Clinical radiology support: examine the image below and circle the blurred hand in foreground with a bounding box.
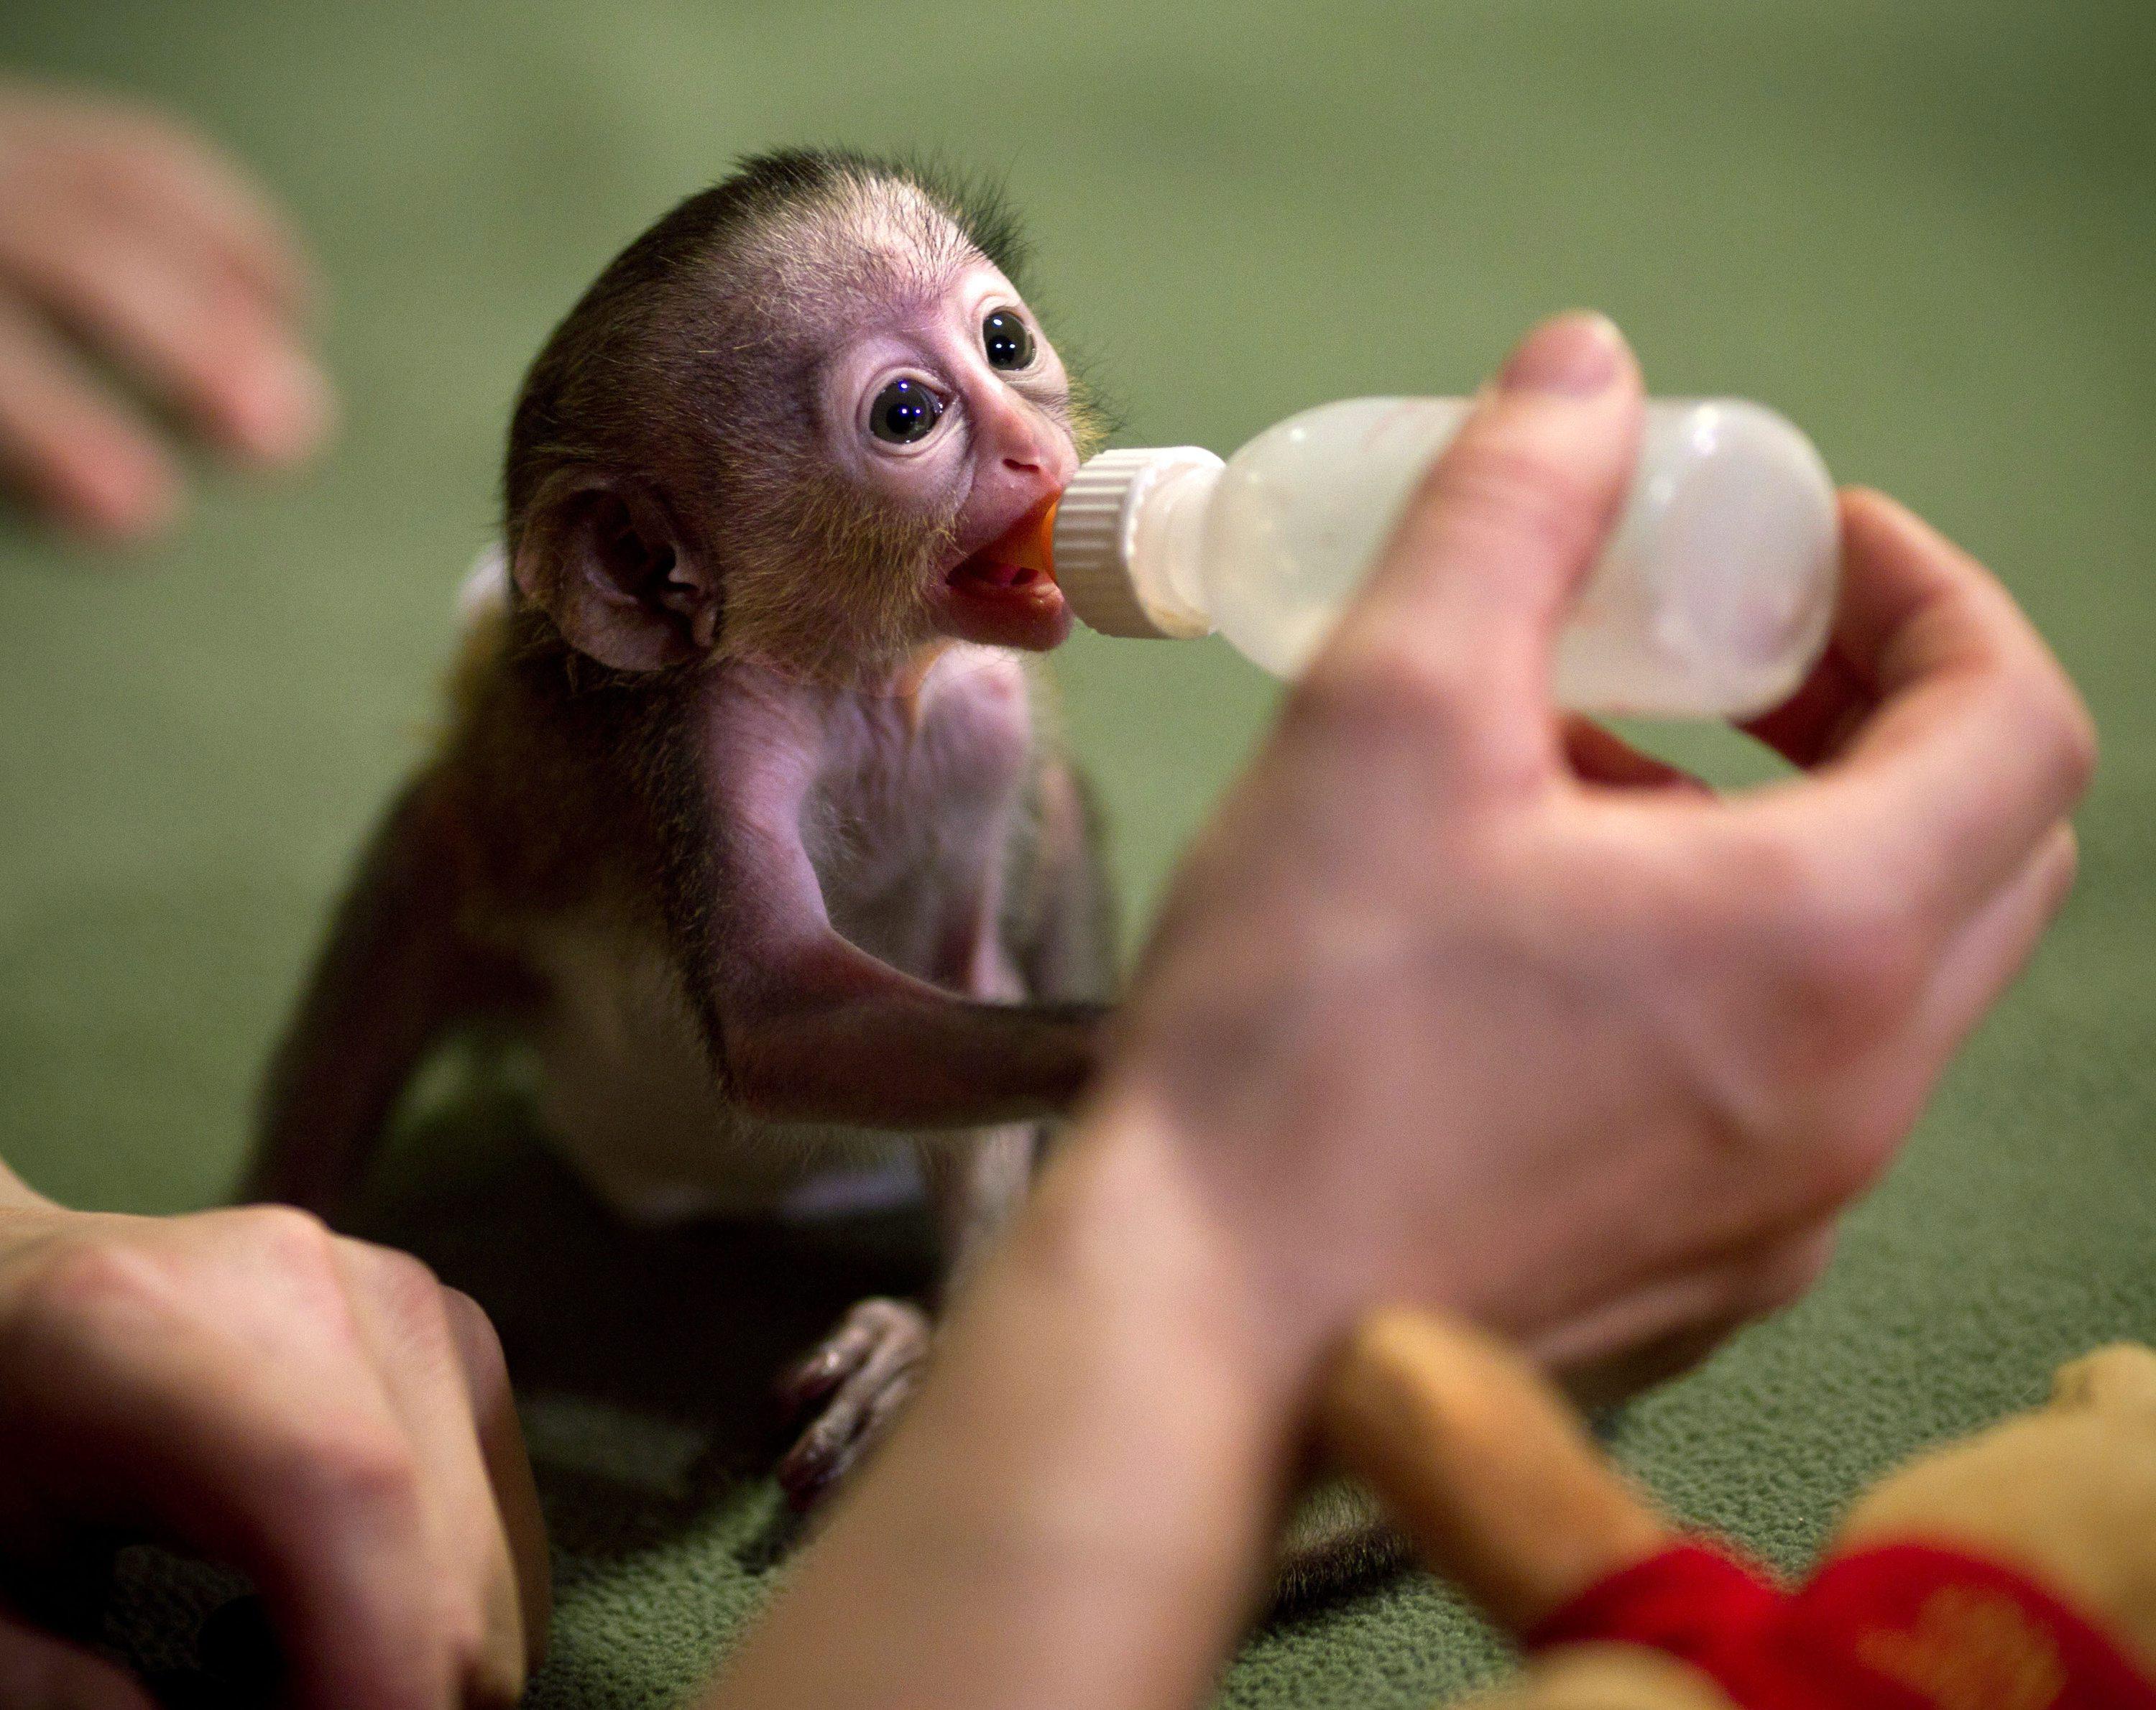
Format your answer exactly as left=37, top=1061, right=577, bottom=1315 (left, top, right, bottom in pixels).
left=1100, top=309, right=2096, bottom=1403
left=0, top=1178, right=546, bottom=1709
left=0, top=81, right=333, bottom=542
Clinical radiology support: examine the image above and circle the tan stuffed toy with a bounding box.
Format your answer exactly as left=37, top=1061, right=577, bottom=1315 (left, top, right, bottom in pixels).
left=1323, top=1311, right=2156, bottom=1710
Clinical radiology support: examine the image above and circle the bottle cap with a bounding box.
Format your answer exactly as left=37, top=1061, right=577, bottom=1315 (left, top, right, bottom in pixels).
left=1052, top=447, right=1222, bottom=639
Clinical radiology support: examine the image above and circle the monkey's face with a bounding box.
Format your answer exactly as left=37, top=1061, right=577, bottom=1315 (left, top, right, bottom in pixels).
left=505, top=167, right=1103, bottom=683
left=808, top=259, right=1081, bottom=655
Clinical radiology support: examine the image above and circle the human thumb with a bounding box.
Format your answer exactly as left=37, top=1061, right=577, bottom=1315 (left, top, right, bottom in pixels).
left=1314, top=313, right=1643, bottom=757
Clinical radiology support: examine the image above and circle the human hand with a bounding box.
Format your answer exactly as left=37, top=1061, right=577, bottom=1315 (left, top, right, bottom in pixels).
left=1093, top=311, right=2094, bottom=1406
left=0, top=1185, right=545, bottom=1708
left=0, top=82, right=333, bottom=541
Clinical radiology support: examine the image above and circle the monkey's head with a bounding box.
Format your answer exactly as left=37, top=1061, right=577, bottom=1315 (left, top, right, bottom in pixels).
left=504, top=149, right=1107, bottom=683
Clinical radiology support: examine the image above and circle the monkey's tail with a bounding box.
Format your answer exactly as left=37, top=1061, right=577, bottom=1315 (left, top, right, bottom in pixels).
left=1267, top=1476, right=1412, bottom=1614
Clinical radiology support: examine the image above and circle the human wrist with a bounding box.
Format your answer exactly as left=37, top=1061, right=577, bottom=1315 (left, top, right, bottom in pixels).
left=709, top=1087, right=1333, bottom=1710
left=1036, top=1080, right=1371, bottom=1429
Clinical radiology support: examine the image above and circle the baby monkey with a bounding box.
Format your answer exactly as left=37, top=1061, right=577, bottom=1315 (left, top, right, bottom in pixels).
left=247, top=150, right=1118, bottom=1503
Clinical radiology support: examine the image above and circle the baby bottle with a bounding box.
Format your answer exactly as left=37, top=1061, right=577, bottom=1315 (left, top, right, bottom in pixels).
left=1045, top=397, right=1839, bottom=719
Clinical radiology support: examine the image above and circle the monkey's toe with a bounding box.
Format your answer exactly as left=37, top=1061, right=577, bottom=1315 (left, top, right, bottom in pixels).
left=776, top=1297, right=931, bottom=1508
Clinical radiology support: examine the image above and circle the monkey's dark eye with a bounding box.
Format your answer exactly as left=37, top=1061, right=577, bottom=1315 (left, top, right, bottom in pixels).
left=868, top=378, right=945, bottom=445
left=982, top=310, right=1035, bottom=371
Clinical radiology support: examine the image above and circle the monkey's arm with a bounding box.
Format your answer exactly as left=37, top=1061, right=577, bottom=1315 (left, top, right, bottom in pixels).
left=243, top=774, right=531, bottom=1212
left=708, top=828, right=1102, bottom=1129
left=658, top=701, right=1100, bottom=1130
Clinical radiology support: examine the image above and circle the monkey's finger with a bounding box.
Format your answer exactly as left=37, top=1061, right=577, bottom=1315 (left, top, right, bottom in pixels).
left=814, top=1364, right=924, bottom=1510
left=777, top=1356, right=927, bottom=1512
left=0, top=1608, right=154, bottom=1710
left=776, top=1314, right=884, bottom=1413
left=331, top=1245, right=530, bottom=1704
left=0, top=294, right=179, bottom=538
left=776, top=1303, right=930, bottom=1508
left=1560, top=718, right=1711, bottom=794
left=0, top=190, right=330, bottom=468
left=4, top=1300, right=453, bottom=1710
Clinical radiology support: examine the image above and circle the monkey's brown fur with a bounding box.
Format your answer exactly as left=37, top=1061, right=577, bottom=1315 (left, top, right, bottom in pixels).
left=247, top=150, right=1114, bottom=1505
left=249, top=149, right=1385, bottom=1586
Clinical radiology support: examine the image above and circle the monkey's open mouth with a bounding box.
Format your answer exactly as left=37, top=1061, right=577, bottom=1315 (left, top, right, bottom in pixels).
left=939, top=556, right=1067, bottom=651
left=947, top=554, right=1051, bottom=593
left=937, top=516, right=1070, bottom=651
left=943, top=549, right=1064, bottom=620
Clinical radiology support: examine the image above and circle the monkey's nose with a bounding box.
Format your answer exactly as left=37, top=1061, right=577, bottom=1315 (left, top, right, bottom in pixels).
left=978, top=394, right=1077, bottom=488
left=1003, top=430, right=1074, bottom=484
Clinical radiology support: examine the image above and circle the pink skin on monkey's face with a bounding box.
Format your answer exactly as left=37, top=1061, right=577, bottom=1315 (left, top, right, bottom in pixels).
left=819, top=263, right=1079, bottom=652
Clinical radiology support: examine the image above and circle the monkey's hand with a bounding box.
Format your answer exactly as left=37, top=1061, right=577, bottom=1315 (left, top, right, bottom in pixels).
left=694, top=680, right=1114, bottom=1131
left=773, top=1298, right=933, bottom=1510
left=720, top=931, right=1106, bottom=1129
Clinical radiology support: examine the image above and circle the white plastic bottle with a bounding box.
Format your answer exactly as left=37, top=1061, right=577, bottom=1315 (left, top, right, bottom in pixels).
left=1049, top=398, right=1838, bottom=718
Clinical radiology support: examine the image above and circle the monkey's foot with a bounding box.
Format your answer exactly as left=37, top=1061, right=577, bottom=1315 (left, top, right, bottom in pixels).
left=775, top=1297, right=931, bottom=1509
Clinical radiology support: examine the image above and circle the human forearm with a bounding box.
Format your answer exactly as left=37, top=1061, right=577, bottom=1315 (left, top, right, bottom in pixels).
left=705, top=1099, right=1321, bottom=1710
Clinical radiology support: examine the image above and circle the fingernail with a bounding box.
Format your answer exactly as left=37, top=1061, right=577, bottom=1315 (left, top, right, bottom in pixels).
left=1497, top=311, right=1625, bottom=396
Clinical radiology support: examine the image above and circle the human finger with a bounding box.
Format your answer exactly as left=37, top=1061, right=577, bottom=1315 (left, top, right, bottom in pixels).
left=1907, top=820, right=2080, bottom=1070
left=1525, top=1222, right=1839, bottom=1408
left=0, top=1608, right=154, bottom=1710
left=440, top=1288, right=550, bottom=1673
left=4, top=1257, right=453, bottom=1709
left=0, top=192, right=330, bottom=467
left=1740, top=637, right=1872, bottom=770
left=1744, top=489, right=2095, bottom=937
left=1304, top=313, right=1645, bottom=776
left=0, top=295, right=179, bottom=538
left=331, top=1244, right=530, bottom=1702
left=1736, top=492, right=1885, bottom=770
left=78, top=107, right=318, bottom=314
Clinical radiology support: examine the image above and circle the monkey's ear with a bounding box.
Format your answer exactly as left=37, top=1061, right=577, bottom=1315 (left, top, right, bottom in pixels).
left=510, top=473, right=719, bottom=671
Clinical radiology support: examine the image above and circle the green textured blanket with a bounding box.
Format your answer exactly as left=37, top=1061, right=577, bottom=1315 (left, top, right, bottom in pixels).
left=1, top=1, right=2150, bottom=1704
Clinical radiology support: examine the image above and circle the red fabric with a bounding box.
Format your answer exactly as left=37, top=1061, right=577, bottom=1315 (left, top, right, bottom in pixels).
left=1529, top=1545, right=1795, bottom=1690
left=1526, top=1540, right=2156, bottom=1710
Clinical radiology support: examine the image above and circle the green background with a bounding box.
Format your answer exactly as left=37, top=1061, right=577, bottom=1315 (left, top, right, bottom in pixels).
left=1, top=1, right=2151, bottom=1704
